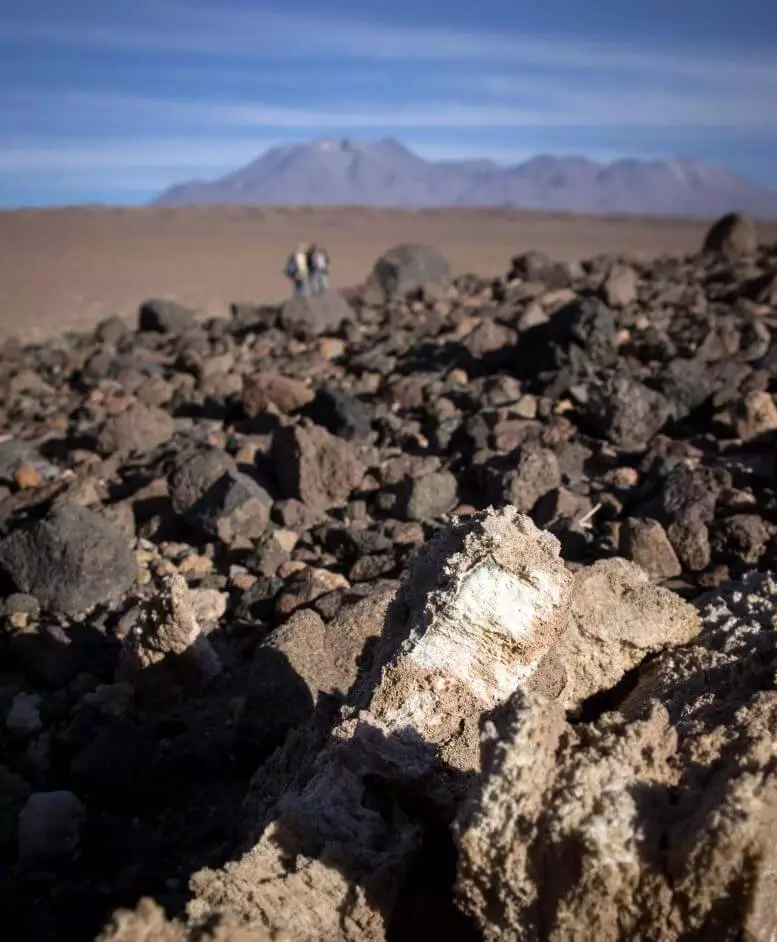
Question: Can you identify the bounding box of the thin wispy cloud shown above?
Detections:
[0,0,775,204]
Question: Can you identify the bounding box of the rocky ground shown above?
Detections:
[1,211,776,940]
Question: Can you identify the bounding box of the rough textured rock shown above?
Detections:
[396,469,458,521]
[272,423,366,513]
[545,557,699,706]
[138,298,195,334]
[279,290,354,339]
[97,402,176,458]
[501,446,562,514]
[182,508,574,941]
[366,243,451,301]
[98,899,272,942]
[619,517,682,581]
[584,374,672,451]
[702,211,758,259]
[117,573,221,697]
[455,570,777,942]
[729,389,777,441]
[242,373,314,417]
[0,503,137,617]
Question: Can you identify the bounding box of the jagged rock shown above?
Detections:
[729,389,777,440]
[180,509,574,941]
[0,504,138,617]
[501,446,561,513]
[138,298,195,334]
[541,557,699,706]
[18,791,86,862]
[279,290,354,339]
[98,899,272,942]
[456,570,777,942]
[271,423,366,513]
[242,372,314,417]
[620,517,682,581]
[702,211,758,259]
[583,373,671,452]
[117,573,221,697]
[97,401,176,458]
[366,243,451,301]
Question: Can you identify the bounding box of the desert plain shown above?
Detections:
[4,204,776,341]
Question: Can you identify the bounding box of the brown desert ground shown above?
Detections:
[1,204,776,342]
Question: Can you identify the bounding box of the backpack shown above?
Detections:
[284,256,298,279]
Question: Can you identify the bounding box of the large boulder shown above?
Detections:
[279,290,354,339]
[366,243,451,301]
[138,298,195,334]
[702,211,758,259]
[0,504,138,617]
[456,570,777,941]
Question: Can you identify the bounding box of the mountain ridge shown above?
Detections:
[152,138,777,219]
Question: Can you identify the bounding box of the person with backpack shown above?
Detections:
[307,244,330,296]
[285,243,310,297]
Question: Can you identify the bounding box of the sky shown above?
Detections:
[1,0,776,207]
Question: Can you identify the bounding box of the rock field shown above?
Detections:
[1,211,777,940]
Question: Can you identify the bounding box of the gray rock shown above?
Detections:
[6,692,43,738]
[584,374,671,452]
[397,470,459,521]
[138,298,195,334]
[279,290,354,339]
[18,791,86,862]
[601,264,638,307]
[366,243,451,301]
[0,504,138,617]
[702,211,758,259]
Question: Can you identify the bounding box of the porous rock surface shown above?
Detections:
[455,570,777,941]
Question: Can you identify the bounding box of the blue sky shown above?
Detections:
[1,0,776,207]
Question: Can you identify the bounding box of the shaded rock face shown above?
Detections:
[138,299,195,334]
[0,503,137,617]
[271,423,366,513]
[366,243,451,301]
[455,570,777,942]
[702,211,758,259]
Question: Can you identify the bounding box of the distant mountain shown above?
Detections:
[152,138,777,219]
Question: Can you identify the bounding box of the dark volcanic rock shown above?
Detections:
[583,373,672,452]
[702,211,758,259]
[138,298,195,334]
[396,470,458,521]
[279,290,354,339]
[0,504,138,617]
[271,423,366,513]
[366,243,451,301]
[302,388,372,440]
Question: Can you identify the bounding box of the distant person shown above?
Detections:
[285,243,310,297]
[308,244,330,296]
